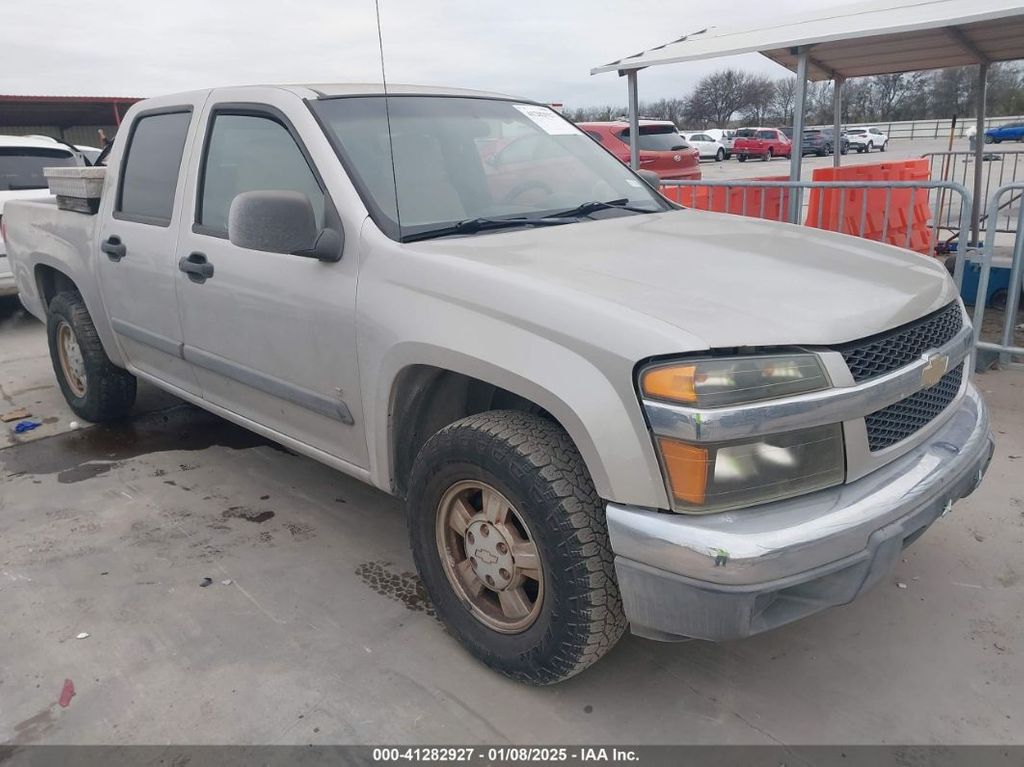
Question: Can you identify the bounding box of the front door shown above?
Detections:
[174,92,367,470]
[96,98,203,395]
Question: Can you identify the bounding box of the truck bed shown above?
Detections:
[3,196,101,322]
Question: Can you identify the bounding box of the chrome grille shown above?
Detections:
[864,364,964,451]
[835,302,963,382]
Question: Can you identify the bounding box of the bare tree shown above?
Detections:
[769,78,796,125]
[741,75,776,124]
[685,68,755,127]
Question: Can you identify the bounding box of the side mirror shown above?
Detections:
[228,190,343,261]
[637,169,661,189]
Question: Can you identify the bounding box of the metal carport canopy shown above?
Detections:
[591,0,1024,228]
[590,0,1024,80]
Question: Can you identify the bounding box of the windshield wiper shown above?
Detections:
[544,198,657,219]
[402,216,572,243]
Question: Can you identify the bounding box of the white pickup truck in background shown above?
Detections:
[2,84,994,684]
[0,134,85,295]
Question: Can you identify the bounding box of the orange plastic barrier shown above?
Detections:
[661,176,791,221]
[805,160,932,254]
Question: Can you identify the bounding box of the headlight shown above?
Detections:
[657,424,845,513]
[641,354,829,408]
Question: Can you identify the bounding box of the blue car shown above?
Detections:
[984,122,1024,143]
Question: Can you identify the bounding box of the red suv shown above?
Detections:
[578,120,701,181]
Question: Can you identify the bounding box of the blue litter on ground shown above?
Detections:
[13,420,42,433]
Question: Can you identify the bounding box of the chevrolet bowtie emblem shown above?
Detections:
[921,354,949,388]
[475,549,498,565]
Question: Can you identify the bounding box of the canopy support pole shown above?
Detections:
[626,69,640,170]
[787,48,809,223]
[833,76,845,168]
[971,62,988,245]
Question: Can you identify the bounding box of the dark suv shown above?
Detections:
[800,128,849,156]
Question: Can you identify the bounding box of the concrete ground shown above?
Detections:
[1,293,1023,747]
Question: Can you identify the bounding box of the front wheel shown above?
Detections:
[407,411,626,685]
[715,148,725,162]
[47,291,137,422]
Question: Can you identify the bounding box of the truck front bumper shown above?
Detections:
[607,384,993,642]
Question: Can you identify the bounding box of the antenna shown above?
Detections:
[375,0,402,235]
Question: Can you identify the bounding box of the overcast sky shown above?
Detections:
[4,0,854,107]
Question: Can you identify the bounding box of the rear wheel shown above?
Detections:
[763,148,773,162]
[407,410,626,685]
[984,135,995,144]
[868,141,875,151]
[47,291,136,422]
[737,154,747,162]
[879,141,887,152]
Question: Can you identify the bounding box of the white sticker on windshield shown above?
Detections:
[513,104,581,135]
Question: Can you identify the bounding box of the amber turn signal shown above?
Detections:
[658,438,708,505]
[642,365,698,404]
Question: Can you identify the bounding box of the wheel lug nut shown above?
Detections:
[496,542,508,555]
[485,574,495,586]
[480,525,489,537]
[499,568,510,580]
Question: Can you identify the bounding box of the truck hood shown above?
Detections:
[414,209,957,350]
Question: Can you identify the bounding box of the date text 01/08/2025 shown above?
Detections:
[372,747,640,762]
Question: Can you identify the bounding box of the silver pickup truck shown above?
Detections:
[2,84,994,684]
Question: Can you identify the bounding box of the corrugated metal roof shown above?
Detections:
[0,95,144,128]
[591,0,1024,80]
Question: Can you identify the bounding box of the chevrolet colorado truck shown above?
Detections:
[2,84,994,684]
[733,127,792,162]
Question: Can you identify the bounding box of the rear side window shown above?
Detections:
[735,128,756,138]
[618,126,687,152]
[756,130,776,140]
[197,113,324,237]
[0,148,78,191]
[117,111,192,225]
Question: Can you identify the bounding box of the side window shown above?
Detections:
[117,111,192,225]
[197,112,324,238]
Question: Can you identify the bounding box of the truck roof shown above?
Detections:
[0,134,77,151]
[149,83,527,103]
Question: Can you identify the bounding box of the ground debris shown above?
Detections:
[58,679,75,708]
[1,408,31,423]
[199,577,213,588]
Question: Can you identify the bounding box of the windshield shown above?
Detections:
[0,147,78,191]
[312,96,669,240]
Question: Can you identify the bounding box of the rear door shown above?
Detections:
[96,96,204,395]
[174,87,368,470]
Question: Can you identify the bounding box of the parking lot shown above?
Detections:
[696,137,962,179]
[2,290,1022,746]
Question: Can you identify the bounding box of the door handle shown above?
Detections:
[178,252,215,283]
[101,236,127,262]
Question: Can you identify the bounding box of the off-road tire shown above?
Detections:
[407,410,627,685]
[47,291,136,422]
